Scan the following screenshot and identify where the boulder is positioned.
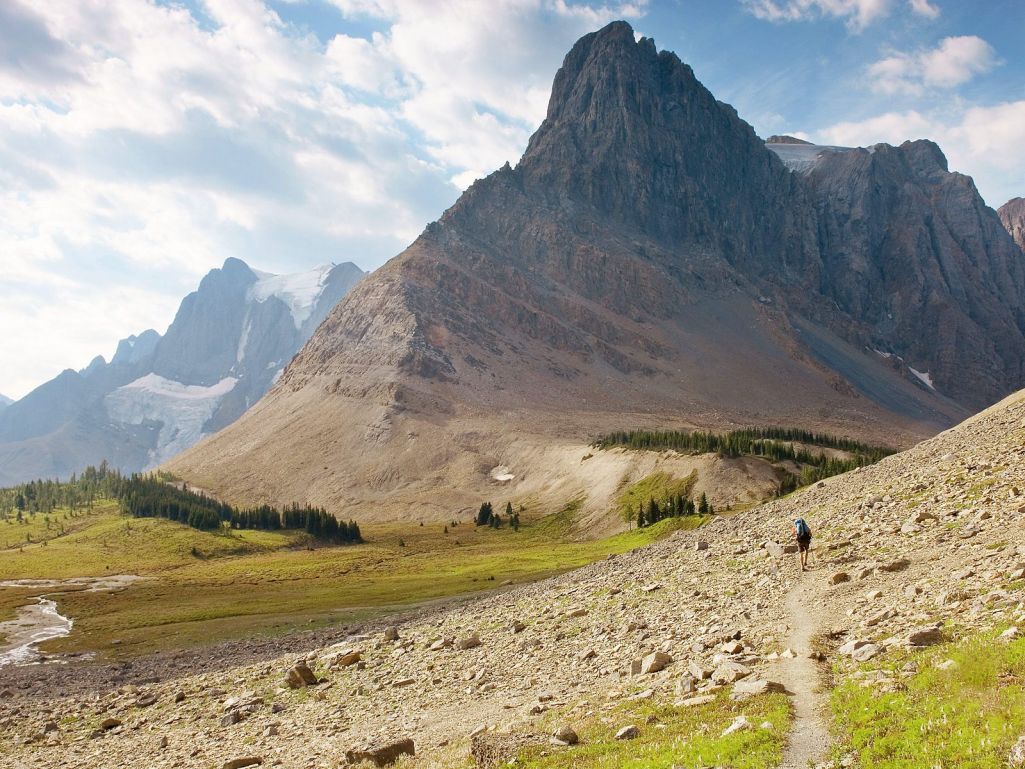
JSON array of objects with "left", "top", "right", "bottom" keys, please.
[
  {"left": 712, "top": 661, "right": 751, "bottom": 684},
  {"left": 552, "top": 726, "right": 579, "bottom": 745},
  {"left": 838, "top": 639, "right": 871, "bottom": 656},
  {"left": 722, "top": 715, "right": 751, "bottom": 736},
  {"left": 639, "top": 651, "right": 672, "bottom": 674},
  {"left": 674, "top": 674, "right": 696, "bottom": 696},
  {"left": 345, "top": 738, "right": 415, "bottom": 767},
  {"left": 222, "top": 758, "right": 262, "bottom": 769},
  {"left": 326, "top": 648, "right": 362, "bottom": 668},
  {"left": 905, "top": 625, "right": 943, "bottom": 646},
  {"left": 284, "top": 662, "right": 318, "bottom": 689},
  {"left": 614, "top": 725, "right": 639, "bottom": 740},
  {"left": 763, "top": 541, "right": 784, "bottom": 559},
  {"left": 99, "top": 718, "right": 122, "bottom": 731},
  {"left": 1009, "top": 736, "right": 1025, "bottom": 767},
  {"left": 694, "top": 540, "right": 709, "bottom": 551},
  {"left": 879, "top": 558, "right": 911, "bottom": 573},
  {"left": 851, "top": 643, "right": 883, "bottom": 662},
  {"left": 457, "top": 633, "right": 482, "bottom": 650},
  {"left": 688, "top": 660, "right": 712, "bottom": 680}
]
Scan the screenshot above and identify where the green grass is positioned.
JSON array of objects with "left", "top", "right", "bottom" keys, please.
[
  {"left": 616, "top": 471, "right": 698, "bottom": 521},
  {"left": 0, "top": 505, "right": 102, "bottom": 549},
  {"left": 831, "top": 627, "right": 1025, "bottom": 768},
  {"left": 516, "top": 690, "right": 789, "bottom": 769},
  {"left": 0, "top": 500, "right": 703, "bottom": 659}
]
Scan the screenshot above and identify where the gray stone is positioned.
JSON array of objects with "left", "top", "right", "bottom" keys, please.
[
  {"left": 552, "top": 726, "right": 578, "bottom": 745},
  {"left": 345, "top": 737, "right": 415, "bottom": 767},
  {"left": 639, "top": 651, "right": 672, "bottom": 674},
  {"left": 905, "top": 625, "right": 943, "bottom": 646}
]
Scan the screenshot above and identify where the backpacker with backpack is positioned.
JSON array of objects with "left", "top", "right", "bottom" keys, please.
[{"left": 795, "top": 518, "right": 811, "bottom": 541}]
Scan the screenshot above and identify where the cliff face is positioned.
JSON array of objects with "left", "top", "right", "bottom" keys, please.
[
  {"left": 782, "top": 141, "right": 1025, "bottom": 409},
  {"left": 168, "top": 22, "right": 989, "bottom": 520},
  {"left": 1000, "top": 197, "right": 1025, "bottom": 253}
]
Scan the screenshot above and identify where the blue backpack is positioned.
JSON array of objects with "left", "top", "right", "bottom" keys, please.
[{"left": 795, "top": 518, "right": 811, "bottom": 539}]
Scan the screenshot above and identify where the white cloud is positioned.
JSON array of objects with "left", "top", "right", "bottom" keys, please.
[
  {"left": 742, "top": 0, "right": 938, "bottom": 29},
  {"left": 908, "top": 0, "right": 940, "bottom": 19},
  {"left": 869, "top": 35, "right": 997, "bottom": 94},
  {"left": 814, "top": 100, "right": 1025, "bottom": 207}
]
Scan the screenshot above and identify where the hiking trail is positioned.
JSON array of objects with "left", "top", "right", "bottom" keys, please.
[{"left": 773, "top": 568, "right": 830, "bottom": 768}]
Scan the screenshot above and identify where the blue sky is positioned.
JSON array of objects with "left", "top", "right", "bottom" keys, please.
[{"left": 1, "top": 0, "right": 1023, "bottom": 400}]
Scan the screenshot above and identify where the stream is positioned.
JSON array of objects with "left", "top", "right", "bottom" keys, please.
[{"left": 0, "top": 576, "right": 142, "bottom": 667}]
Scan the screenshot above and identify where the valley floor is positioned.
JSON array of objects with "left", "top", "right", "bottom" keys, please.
[{"left": 3, "top": 391, "right": 1025, "bottom": 768}]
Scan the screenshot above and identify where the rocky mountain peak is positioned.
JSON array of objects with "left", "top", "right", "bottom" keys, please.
[
  {"left": 999, "top": 197, "right": 1025, "bottom": 252},
  {"left": 111, "top": 329, "right": 161, "bottom": 368},
  {"left": 899, "top": 139, "right": 949, "bottom": 176},
  {"left": 765, "top": 135, "right": 812, "bottom": 144}
]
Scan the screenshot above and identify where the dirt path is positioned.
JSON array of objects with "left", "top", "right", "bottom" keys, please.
[{"left": 773, "top": 569, "right": 830, "bottom": 768}]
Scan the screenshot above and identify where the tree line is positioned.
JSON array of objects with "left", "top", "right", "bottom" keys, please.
[
  {"left": 634, "top": 491, "right": 712, "bottom": 529},
  {"left": 0, "top": 464, "right": 362, "bottom": 544},
  {"left": 595, "top": 427, "right": 893, "bottom": 496}
]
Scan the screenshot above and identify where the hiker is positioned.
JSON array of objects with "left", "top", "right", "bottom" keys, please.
[{"left": 794, "top": 517, "right": 812, "bottom": 571}]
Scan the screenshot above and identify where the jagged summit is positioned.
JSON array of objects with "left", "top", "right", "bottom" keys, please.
[
  {"left": 1000, "top": 197, "right": 1025, "bottom": 252},
  {"left": 168, "top": 23, "right": 1025, "bottom": 521}
]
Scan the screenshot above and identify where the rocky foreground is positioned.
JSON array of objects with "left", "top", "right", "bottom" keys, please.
[{"left": 4, "top": 391, "right": 1025, "bottom": 768}]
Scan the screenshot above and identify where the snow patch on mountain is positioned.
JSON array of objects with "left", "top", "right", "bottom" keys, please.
[
  {"left": 766, "top": 142, "right": 859, "bottom": 174},
  {"left": 249, "top": 264, "right": 335, "bottom": 329},
  {"left": 105, "top": 374, "right": 238, "bottom": 468},
  {"left": 910, "top": 367, "right": 935, "bottom": 390}
]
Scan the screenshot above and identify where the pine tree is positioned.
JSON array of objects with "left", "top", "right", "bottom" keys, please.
[
  {"left": 476, "top": 502, "right": 494, "bottom": 526},
  {"left": 698, "top": 493, "right": 709, "bottom": 515}
]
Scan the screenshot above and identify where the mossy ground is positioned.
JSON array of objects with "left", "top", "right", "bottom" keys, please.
[
  {"left": 0, "top": 501, "right": 702, "bottom": 659},
  {"left": 831, "top": 627, "right": 1025, "bottom": 768}
]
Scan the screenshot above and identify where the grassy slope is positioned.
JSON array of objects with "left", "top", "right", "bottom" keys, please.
[
  {"left": 831, "top": 627, "right": 1025, "bottom": 768},
  {"left": 616, "top": 471, "right": 698, "bottom": 522},
  {"left": 0, "top": 501, "right": 704, "bottom": 658},
  {"left": 514, "top": 690, "right": 789, "bottom": 769}
]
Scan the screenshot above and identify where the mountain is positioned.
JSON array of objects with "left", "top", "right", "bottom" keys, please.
[
  {"left": 768, "top": 140, "right": 1025, "bottom": 408},
  {"left": 168, "top": 21, "right": 1023, "bottom": 522},
  {"left": 0, "top": 260, "right": 364, "bottom": 485},
  {"left": 0, "top": 395, "right": 11, "bottom": 412},
  {"left": 1000, "top": 197, "right": 1025, "bottom": 252}
]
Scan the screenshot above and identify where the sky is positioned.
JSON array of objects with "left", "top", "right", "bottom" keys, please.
[{"left": 1, "top": 0, "right": 1023, "bottom": 400}]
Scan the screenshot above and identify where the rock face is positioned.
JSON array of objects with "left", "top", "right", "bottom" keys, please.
[
  {"left": 1000, "top": 197, "right": 1025, "bottom": 253},
  {"left": 0, "top": 260, "right": 363, "bottom": 485},
  {"left": 781, "top": 141, "right": 1025, "bottom": 409},
  {"left": 170, "top": 21, "right": 1021, "bottom": 519}
]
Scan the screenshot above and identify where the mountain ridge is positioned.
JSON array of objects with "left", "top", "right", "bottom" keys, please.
[
  {"left": 0, "top": 259, "right": 364, "bottom": 485},
  {"left": 168, "top": 22, "right": 1006, "bottom": 524},
  {"left": 1000, "top": 196, "right": 1025, "bottom": 253}
]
